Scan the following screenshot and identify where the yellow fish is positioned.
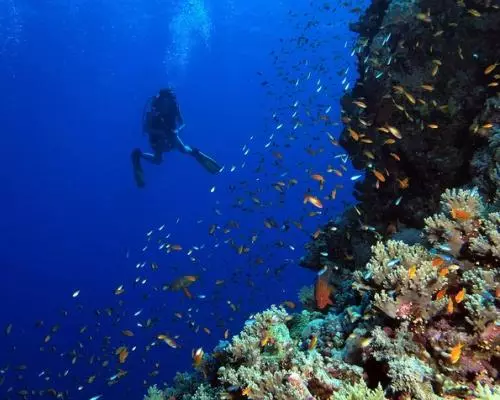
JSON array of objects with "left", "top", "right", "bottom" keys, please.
[
  {"left": 449, "top": 343, "right": 464, "bottom": 364},
  {"left": 484, "top": 63, "right": 497, "bottom": 75}
]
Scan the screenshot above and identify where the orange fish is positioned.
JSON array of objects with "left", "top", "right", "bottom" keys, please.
[
  {"left": 311, "top": 174, "right": 325, "bottom": 183},
  {"left": 449, "top": 343, "right": 464, "bottom": 364},
  {"left": 157, "top": 334, "right": 180, "bottom": 348},
  {"left": 282, "top": 301, "right": 296, "bottom": 309},
  {"left": 455, "top": 288, "right": 466, "bottom": 303},
  {"left": 348, "top": 128, "right": 360, "bottom": 141},
  {"left": 170, "top": 244, "right": 183, "bottom": 251},
  {"left": 439, "top": 268, "right": 449, "bottom": 277},
  {"left": 117, "top": 347, "right": 128, "bottom": 364},
  {"left": 397, "top": 178, "right": 409, "bottom": 189},
  {"left": 304, "top": 195, "right": 323, "bottom": 209},
  {"left": 390, "top": 152, "right": 401, "bottom": 161},
  {"left": 436, "top": 288, "right": 447, "bottom": 300},
  {"left": 373, "top": 169, "right": 386, "bottom": 182},
  {"left": 447, "top": 298, "right": 454, "bottom": 314},
  {"left": 183, "top": 287, "right": 193, "bottom": 299},
  {"left": 192, "top": 347, "right": 204, "bottom": 367},
  {"left": 432, "top": 257, "right": 445, "bottom": 268},
  {"left": 450, "top": 208, "right": 471, "bottom": 221},
  {"left": 315, "top": 276, "right": 334, "bottom": 309}
]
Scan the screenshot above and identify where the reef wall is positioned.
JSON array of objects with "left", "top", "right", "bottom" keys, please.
[{"left": 301, "top": 0, "right": 500, "bottom": 276}]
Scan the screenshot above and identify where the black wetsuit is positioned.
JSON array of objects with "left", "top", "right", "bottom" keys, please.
[{"left": 131, "top": 89, "right": 222, "bottom": 188}]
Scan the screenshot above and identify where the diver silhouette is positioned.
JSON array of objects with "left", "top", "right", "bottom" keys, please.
[{"left": 131, "top": 88, "right": 222, "bottom": 188}]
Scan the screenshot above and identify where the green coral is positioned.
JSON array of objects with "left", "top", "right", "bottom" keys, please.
[
  {"left": 226, "top": 305, "right": 291, "bottom": 363},
  {"left": 332, "top": 380, "right": 387, "bottom": 400},
  {"left": 474, "top": 383, "right": 500, "bottom": 400},
  {"left": 386, "top": 356, "right": 436, "bottom": 400},
  {"left": 298, "top": 284, "right": 315, "bottom": 308},
  {"left": 189, "top": 384, "right": 221, "bottom": 400},
  {"left": 144, "top": 385, "right": 164, "bottom": 400},
  {"left": 163, "top": 372, "right": 202, "bottom": 400},
  {"left": 288, "top": 310, "right": 323, "bottom": 340}
]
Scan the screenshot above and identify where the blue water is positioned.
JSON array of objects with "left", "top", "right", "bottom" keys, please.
[{"left": 1, "top": 0, "right": 363, "bottom": 398}]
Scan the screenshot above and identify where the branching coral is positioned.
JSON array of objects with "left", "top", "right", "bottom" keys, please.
[
  {"left": 144, "top": 385, "right": 164, "bottom": 400},
  {"left": 217, "top": 306, "right": 345, "bottom": 400},
  {"left": 386, "top": 356, "right": 435, "bottom": 400},
  {"left": 354, "top": 240, "right": 446, "bottom": 321},
  {"left": 332, "top": 380, "right": 386, "bottom": 400},
  {"left": 469, "top": 211, "right": 500, "bottom": 260},
  {"left": 424, "top": 188, "right": 500, "bottom": 262}
]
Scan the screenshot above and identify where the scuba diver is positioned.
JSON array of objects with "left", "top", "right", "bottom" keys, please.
[{"left": 131, "top": 88, "right": 222, "bottom": 188}]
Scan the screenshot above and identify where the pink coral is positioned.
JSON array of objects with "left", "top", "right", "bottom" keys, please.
[{"left": 395, "top": 301, "right": 413, "bottom": 319}]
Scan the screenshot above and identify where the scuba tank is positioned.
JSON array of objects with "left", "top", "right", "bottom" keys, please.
[{"left": 141, "top": 96, "right": 154, "bottom": 135}]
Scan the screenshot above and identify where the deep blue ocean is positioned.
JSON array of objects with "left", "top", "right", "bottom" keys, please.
[{"left": 0, "top": 0, "right": 365, "bottom": 398}]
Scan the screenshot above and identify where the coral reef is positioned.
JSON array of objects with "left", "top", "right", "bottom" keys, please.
[
  {"left": 144, "top": 0, "right": 500, "bottom": 397},
  {"left": 147, "top": 188, "right": 499, "bottom": 400}
]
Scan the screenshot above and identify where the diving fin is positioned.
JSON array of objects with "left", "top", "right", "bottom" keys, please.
[
  {"left": 131, "top": 148, "right": 146, "bottom": 188},
  {"left": 193, "top": 149, "right": 222, "bottom": 174}
]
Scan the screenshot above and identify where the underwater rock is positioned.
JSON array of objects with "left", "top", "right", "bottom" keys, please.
[{"left": 339, "top": 0, "right": 500, "bottom": 229}]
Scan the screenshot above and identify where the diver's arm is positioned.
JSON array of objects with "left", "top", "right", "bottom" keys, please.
[{"left": 176, "top": 104, "right": 184, "bottom": 128}]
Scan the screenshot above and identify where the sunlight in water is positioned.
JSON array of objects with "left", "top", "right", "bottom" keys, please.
[
  {"left": 0, "top": 0, "right": 22, "bottom": 55},
  {"left": 164, "top": 0, "right": 212, "bottom": 81}
]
